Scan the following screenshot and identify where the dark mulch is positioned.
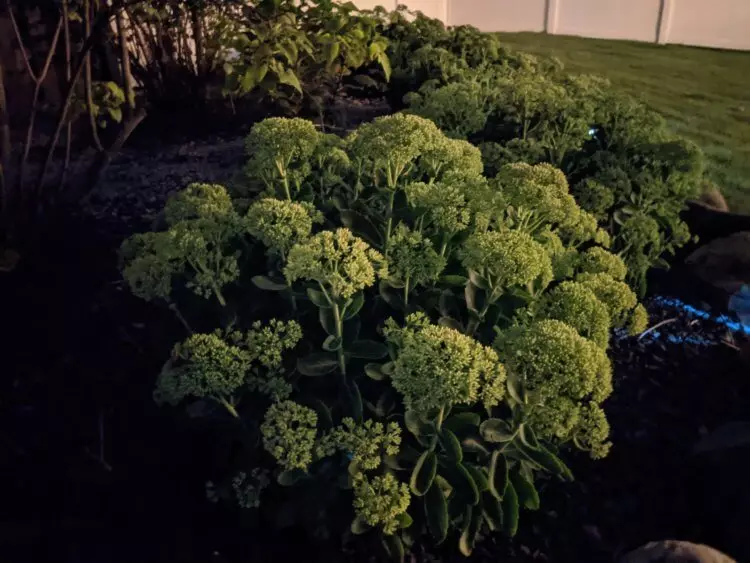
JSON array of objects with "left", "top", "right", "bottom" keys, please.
[{"left": 2, "top": 108, "right": 749, "bottom": 562}]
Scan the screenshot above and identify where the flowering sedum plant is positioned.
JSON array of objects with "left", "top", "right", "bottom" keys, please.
[{"left": 121, "top": 114, "right": 649, "bottom": 560}]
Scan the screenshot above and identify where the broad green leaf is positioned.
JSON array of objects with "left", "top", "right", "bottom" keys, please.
[
  {"left": 324, "top": 41, "right": 341, "bottom": 68},
  {"left": 344, "top": 292, "right": 364, "bottom": 319},
  {"left": 319, "top": 306, "right": 337, "bottom": 335},
  {"left": 510, "top": 466, "right": 540, "bottom": 510},
  {"left": 277, "top": 469, "right": 305, "bottom": 486},
  {"left": 424, "top": 480, "right": 448, "bottom": 544},
  {"left": 501, "top": 480, "right": 519, "bottom": 537},
  {"left": 438, "top": 316, "right": 463, "bottom": 332},
  {"left": 276, "top": 67, "right": 302, "bottom": 93},
  {"left": 506, "top": 372, "right": 525, "bottom": 405},
  {"left": 376, "top": 51, "right": 391, "bottom": 81},
  {"left": 517, "top": 442, "right": 573, "bottom": 481},
  {"left": 351, "top": 514, "right": 371, "bottom": 535},
  {"left": 396, "top": 512, "right": 413, "bottom": 529},
  {"left": 349, "top": 339, "right": 389, "bottom": 360},
  {"left": 482, "top": 492, "right": 503, "bottom": 531},
  {"left": 365, "top": 363, "right": 388, "bottom": 381},
  {"left": 519, "top": 424, "right": 540, "bottom": 449},
  {"left": 322, "top": 335, "right": 342, "bottom": 351},
  {"left": 461, "top": 435, "right": 490, "bottom": 459},
  {"left": 375, "top": 388, "right": 397, "bottom": 418},
  {"left": 458, "top": 505, "right": 483, "bottom": 556},
  {"left": 468, "top": 270, "right": 490, "bottom": 290},
  {"left": 307, "top": 287, "right": 330, "bottom": 308},
  {"left": 488, "top": 450, "right": 508, "bottom": 500},
  {"left": 480, "top": 419, "right": 515, "bottom": 443},
  {"left": 342, "top": 316, "right": 361, "bottom": 346},
  {"left": 344, "top": 379, "right": 363, "bottom": 422},
  {"left": 443, "top": 412, "right": 480, "bottom": 436},
  {"left": 251, "top": 275, "right": 287, "bottom": 291},
  {"left": 404, "top": 410, "right": 433, "bottom": 440},
  {"left": 441, "top": 274, "right": 468, "bottom": 287},
  {"left": 465, "top": 464, "right": 489, "bottom": 492},
  {"left": 340, "top": 210, "right": 382, "bottom": 246},
  {"left": 445, "top": 463, "right": 480, "bottom": 506},
  {"left": 108, "top": 107, "right": 122, "bottom": 123},
  {"left": 381, "top": 533, "right": 404, "bottom": 563},
  {"left": 410, "top": 451, "right": 437, "bottom": 496},
  {"left": 297, "top": 352, "right": 338, "bottom": 376},
  {"left": 438, "top": 428, "right": 463, "bottom": 464}
]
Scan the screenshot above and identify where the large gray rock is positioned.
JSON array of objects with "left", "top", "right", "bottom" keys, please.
[
  {"left": 686, "top": 231, "right": 750, "bottom": 296},
  {"left": 620, "top": 540, "right": 736, "bottom": 563}
]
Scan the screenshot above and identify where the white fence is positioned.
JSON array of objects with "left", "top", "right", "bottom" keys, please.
[{"left": 364, "top": 0, "right": 750, "bottom": 51}]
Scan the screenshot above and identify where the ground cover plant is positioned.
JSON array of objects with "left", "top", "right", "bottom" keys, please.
[
  {"left": 121, "top": 113, "right": 648, "bottom": 559},
  {"left": 494, "top": 32, "right": 750, "bottom": 214},
  {"left": 390, "top": 16, "right": 706, "bottom": 296}
]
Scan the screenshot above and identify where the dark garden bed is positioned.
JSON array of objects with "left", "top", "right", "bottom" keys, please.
[{"left": 2, "top": 123, "right": 748, "bottom": 563}]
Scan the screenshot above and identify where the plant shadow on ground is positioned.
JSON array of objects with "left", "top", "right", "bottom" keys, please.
[
  {"left": 2, "top": 121, "right": 749, "bottom": 563},
  {"left": 495, "top": 32, "right": 750, "bottom": 214}
]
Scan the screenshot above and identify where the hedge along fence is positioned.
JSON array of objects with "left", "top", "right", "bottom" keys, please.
[{"left": 355, "top": 0, "right": 750, "bottom": 51}]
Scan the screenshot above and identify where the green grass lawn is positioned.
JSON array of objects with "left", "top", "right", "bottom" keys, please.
[{"left": 496, "top": 32, "right": 750, "bottom": 213}]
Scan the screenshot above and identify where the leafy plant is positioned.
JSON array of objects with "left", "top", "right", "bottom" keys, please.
[
  {"left": 221, "top": 0, "right": 391, "bottom": 115},
  {"left": 397, "top": 19, "right": 705, "bottom": 295},
  {"left": 121, "top": 114, "right": 647, "bottom": 558}
]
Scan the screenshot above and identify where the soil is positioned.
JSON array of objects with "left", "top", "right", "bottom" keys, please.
[{"left": 2, "top": 103, "right": 750, "bottom": 563}]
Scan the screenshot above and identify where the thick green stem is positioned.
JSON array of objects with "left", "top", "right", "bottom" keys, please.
[
  {"left": 384, "top": 189, "right": 396, "bottom": 255},
  {"left": 212, "top": 283, "right": 227, "bottom": 307},
  {"left": 435, "top": 406, "right": 445, "bottom": 432},
  {"left": 218, "top": 396, "right": 239, "bottom": 418},
  {"left": 332, "top": 301, "right": 347, "bottom": 378},
  {"left": 403, "top": 277, "right": 410, "bottom": 308}
]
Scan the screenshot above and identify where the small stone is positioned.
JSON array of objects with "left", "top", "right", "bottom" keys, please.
[{"left": 620, "top": 540, "right": 736, "bottom": 563}]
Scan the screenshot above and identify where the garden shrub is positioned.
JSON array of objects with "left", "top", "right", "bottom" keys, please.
[
  {"left": 218, "top": 0, "right": 391, "bottom": 115},
  {"left": 399, "top": 23, "right": 705, "bottom": 295},
  {"left": 121, "top": 114, "right": 648, "bottom": 559}
]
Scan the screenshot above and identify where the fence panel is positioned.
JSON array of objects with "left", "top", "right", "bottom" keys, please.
[{"left": 448, "top": 0, "right": 546, "bottom": 33}]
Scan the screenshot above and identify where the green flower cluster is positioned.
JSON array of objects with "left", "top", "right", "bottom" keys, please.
[
  {"left": 420, "top": 136, "right": 484, "bottom": 178},
  {"left": 164, "top": 183, "right": 237, "bottom": 224},
  {"left": 460, "top": 230, "right": 552, "bottom": 292},
  {"left": 284, "top": 228, "right": 388, "bottom": 300},
  {"left": 496, "top": 163, "right": 579, "bottom": 227},
  {"left": 121, "top": 184, "right": 242, "bottom": 305},
  {"left": 352, "top": 473, "right": 411, "bottom": 535},
  {"left": 578, "top": 246, "right": 627, "bottom": 281},
  {"left": 244, "top": 319, "right": 303, "bottom": 402},
  {"left": 261, "top": 400, "right": 318, "bottom": 472},
  {"left": 498, "top": 319, "right": 612, "bottom": 457},
  {"left": 577, "top": 272, "right": 638, "bottom": 327},
  {"left": 347, "top": 113, "right": 441, "bottom": 187},
  {"left": 317, "top": 418, "right": 402, "bottom": 471},
  {"left": 558, "top": 208, "right": 611, "bottom": 248},
  {"left": 245, "top": 118, "right": 321, "bottom": 194},
  {"left": 628, "top": 303, "right": 649, "bottom": 336},
  {"left": 404, "top": 181, "right": 472, "bottom": 235},
  {"left": 574, "top": 402, "right": 611, "bottom": 459},
  {"left": 537, "top": 229, "right": 578, "bottom": 280},
  {"left": 385, "top": 313, "right": 506, "bottom": 414},
  {"left": 539, "top": 281, "right": 612, "bottom": 348},
  {"left": 386, "top": 224, "right": 446, "bottom": 287},
  {"left": 121, "top": 229, "right": 186, "bottom": 301},
  {"left": 155, "top": 333, "right": 249, "bottom": 406},
  {"left": 246, "top": 198, "right": 323, "bottom": 256}
]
